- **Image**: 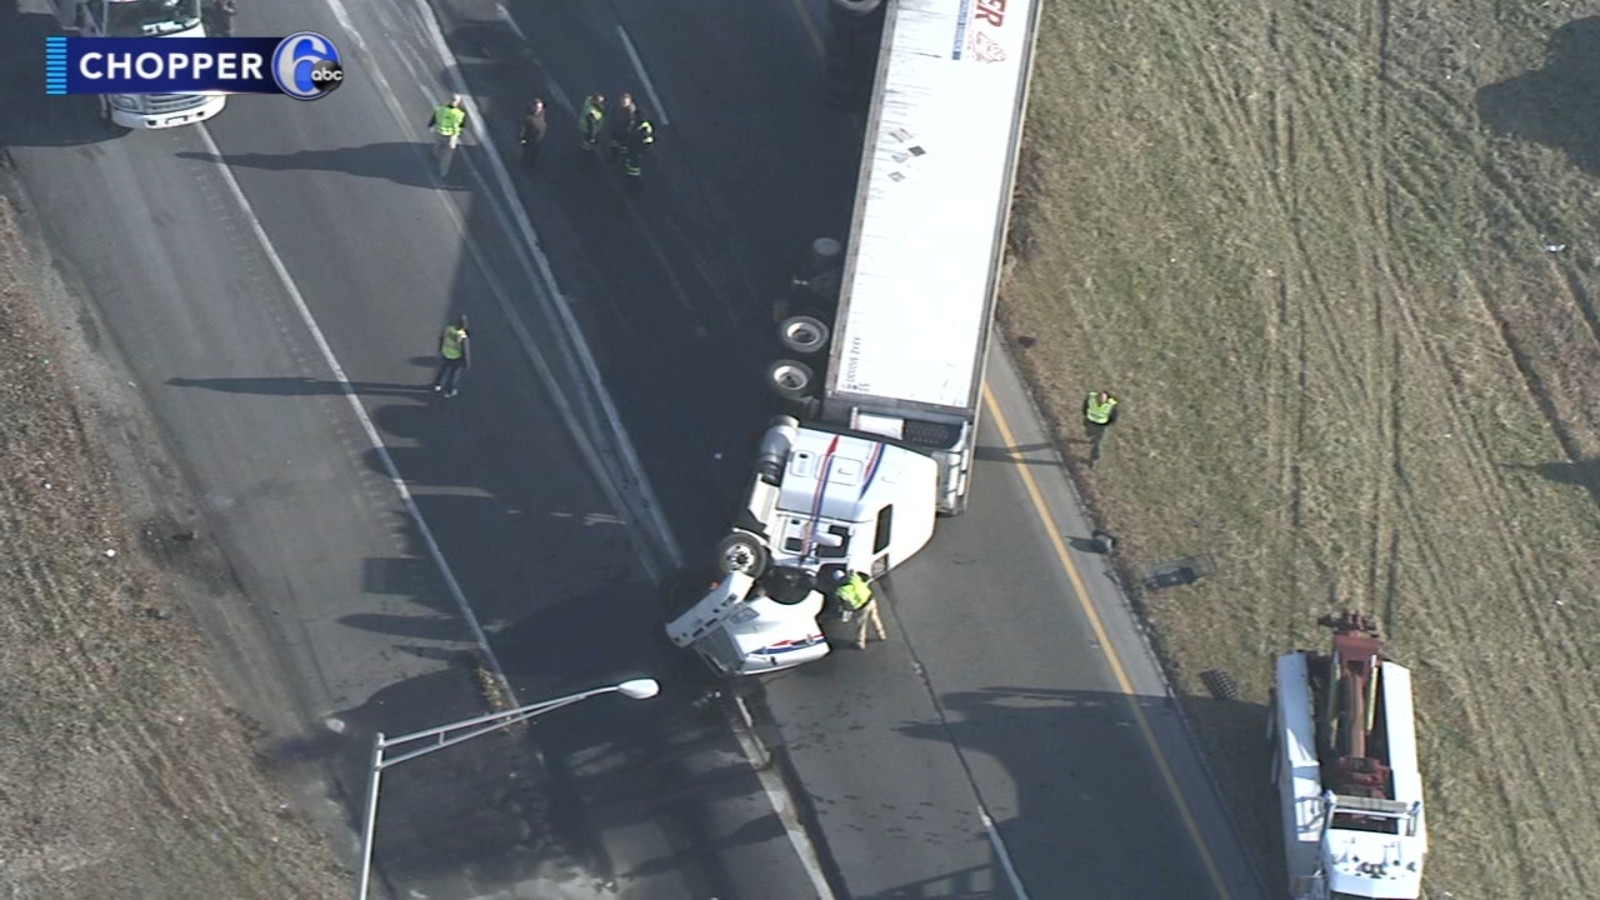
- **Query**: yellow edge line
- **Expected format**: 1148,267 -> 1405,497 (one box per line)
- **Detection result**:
982,383 -> 1234,900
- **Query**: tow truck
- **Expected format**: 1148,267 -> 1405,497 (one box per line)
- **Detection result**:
51,0 -> 228,130
1271,612 -> 1428,899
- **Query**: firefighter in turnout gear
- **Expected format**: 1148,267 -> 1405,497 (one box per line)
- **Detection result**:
622,113 -> 655,187
579,92 -> 606,152
1083,390 -> 1119,466
608,92 -> 638,156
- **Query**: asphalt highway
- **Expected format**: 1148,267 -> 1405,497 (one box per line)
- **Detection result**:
1,0 -> 1274,896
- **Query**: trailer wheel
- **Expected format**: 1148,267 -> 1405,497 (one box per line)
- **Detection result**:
766,359 -> 816,401
715,532 -> 769,578
778,316 -> 830,355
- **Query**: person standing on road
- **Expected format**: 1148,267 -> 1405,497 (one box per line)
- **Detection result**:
579,92 -> 606,153
621,111 -> 655,188
427,95 -> 468,169
822,567 -> 885,649
1083,390 -> 1119,466
430,316 -> 471,398
203,0 -> 237,37
519,99 -> 547,171
608,92 -> 637,157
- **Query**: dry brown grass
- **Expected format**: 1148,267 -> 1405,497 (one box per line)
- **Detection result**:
0,196 -> 349,899
1001,1 -> 1600,896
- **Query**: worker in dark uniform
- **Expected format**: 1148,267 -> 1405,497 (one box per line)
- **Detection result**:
203,0 -> 237,36
608,92 -> 637,157
1083,390 -> 1119,466
519,99 -> 547,171
621,111 -> 654,188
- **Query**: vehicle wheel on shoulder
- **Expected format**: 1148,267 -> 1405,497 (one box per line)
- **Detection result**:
778,315 -> 829,355
766,359 -> 815,401
715,532 -> 769,578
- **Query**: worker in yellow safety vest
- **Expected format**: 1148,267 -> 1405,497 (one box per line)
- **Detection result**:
1083,390 -> 1119,466
428,95 -> 468,152
833,571 -> 885,650
429,315 -> 471,398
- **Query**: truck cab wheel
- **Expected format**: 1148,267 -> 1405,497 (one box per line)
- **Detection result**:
715,532 -> 770,579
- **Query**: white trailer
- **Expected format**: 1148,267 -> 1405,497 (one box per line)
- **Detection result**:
1271,614 -> 1427,900
669,0 -> 1046,676
820,0 -> 1044,515
51,0 -> 228,130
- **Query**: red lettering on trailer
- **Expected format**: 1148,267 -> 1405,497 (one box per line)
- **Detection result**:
975,0 -> 1005,27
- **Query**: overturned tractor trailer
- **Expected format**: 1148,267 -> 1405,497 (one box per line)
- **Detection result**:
665,0 -> 1044,676
1271,613 -> 1428,900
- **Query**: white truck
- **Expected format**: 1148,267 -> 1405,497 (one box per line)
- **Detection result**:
1271,613 -> 1428,900
665,0 -> 1044,676
51,0 -> 228,130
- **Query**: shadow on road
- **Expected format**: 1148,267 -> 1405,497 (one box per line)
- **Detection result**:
167,375 -> 429,396
1476,16 -> 1600,174
176,144 -> 477,191
0,6 -> 125,148
891,686 -> 1275,898
973,441 -> 1064,468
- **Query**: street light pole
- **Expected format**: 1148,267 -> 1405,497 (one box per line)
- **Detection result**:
353,678 -> 661,900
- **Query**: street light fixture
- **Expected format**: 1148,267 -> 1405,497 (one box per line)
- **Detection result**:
354,677 -> 661,900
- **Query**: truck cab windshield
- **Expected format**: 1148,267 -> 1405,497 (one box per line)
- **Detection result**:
106,0 -> 201,36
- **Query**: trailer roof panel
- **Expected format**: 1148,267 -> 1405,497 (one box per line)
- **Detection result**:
826,0 -> 1040,412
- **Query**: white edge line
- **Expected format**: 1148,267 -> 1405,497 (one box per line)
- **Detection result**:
615,24 -> 671,127
194,122 -> 519,709
324,0 -> 673,582
407,0 -> 685,572
977,806 -> 1032,900
730,695 -> 837,900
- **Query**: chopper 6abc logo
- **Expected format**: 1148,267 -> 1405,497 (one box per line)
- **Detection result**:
272,32 -> 344,100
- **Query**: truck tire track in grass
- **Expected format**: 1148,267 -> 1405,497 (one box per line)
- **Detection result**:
1000,0 -> 1600,895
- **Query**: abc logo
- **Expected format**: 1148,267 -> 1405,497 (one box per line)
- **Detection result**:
272,32 -> 345,101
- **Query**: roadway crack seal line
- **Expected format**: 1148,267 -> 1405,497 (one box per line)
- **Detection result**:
194,124 -> 521,712
322,0 -> 680,582
882,582 -> 1033,900
980,381 -> 1238,900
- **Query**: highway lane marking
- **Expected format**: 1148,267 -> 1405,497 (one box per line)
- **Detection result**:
325,0 -> 683,580
977,807 -> 1032,900
193,123 -> 519,707
616,24 -> 672,127
729,693 -> 838,900
981,383 -> 1234,900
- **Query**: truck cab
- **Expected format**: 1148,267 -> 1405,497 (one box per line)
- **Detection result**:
664,415 -> 938,676
717,416 -> 938,582
53,0 -> 229,129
